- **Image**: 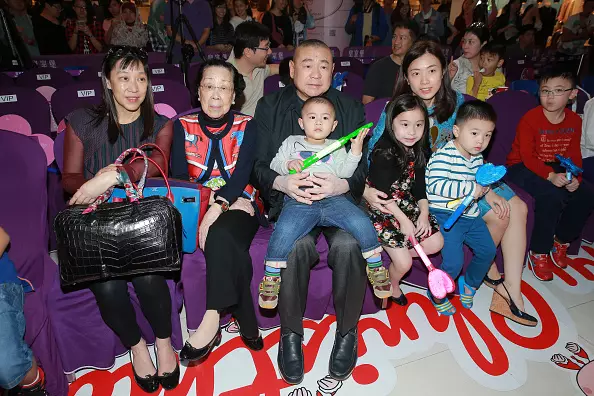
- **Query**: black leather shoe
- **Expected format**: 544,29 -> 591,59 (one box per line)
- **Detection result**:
277,328 -> 304,385
390,293 -> 408,306
154,345 -> 180,390
179,328 -> 222,361
129,351 -> 159,394
240,332 -> 264,351
329,327 -> 358,381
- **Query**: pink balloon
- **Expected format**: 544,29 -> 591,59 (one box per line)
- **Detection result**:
154,103 -> 177,119
31,134 -> 55,166
36,86 -> 56,102
0,114 -> 32,135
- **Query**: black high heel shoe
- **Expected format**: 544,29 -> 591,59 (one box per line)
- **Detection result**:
180,328 -> 222,361
389,287 -> 408,306
129,351 -> 159,394
483,274 -> 504,290
154,345 -> 180,390
489,283 -> 538,327
240,332 -> 264,351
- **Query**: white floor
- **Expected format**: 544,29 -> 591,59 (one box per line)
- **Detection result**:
68,244 -> 594,396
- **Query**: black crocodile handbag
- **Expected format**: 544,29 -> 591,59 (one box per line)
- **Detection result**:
54,147 -> 183,287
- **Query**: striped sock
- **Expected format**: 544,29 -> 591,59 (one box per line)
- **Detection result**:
264,265 -> 281,278
366,256 -> 383,269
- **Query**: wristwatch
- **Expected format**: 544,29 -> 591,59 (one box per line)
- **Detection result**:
214,199 -> 229,212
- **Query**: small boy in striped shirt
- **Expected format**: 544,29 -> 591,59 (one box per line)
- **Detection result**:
425,101 -> 497,315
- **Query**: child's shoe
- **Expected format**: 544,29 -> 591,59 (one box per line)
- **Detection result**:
258,276 -> 281,309
366,266 -> 393,299
528,251 -> 554,281
550,239 -> 571,269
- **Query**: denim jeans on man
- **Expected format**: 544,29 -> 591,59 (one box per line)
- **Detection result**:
265,195 -> 381,266
0,282 -> 33,389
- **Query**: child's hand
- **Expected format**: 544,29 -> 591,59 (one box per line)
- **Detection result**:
548,172 -> 569,187
415,213 -> 432,238
473,70 -> 483,86
485,191 -> 510,219
350,128 -> 369,156
287,159 -> 304,173
566,177 -> 579,192
473,183 -> 490,199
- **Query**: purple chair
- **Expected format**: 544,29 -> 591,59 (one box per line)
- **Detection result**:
462,93 -> 476,101
504,57 -> 535,82
203,48 -> 231,61
264,74 -> 285,95
15,68 -> 74,91
364,98 -> 388,125
342,73 -> 364,101
0,86 -> 50,136
333,57 -> 365,77
151,78 -> 192,117
486,90 -> 539,267
149,63 -> 184,84
76,65 -> 103,82
51,81 -> 103,125
342,46 -> 392,64
269,48 -> 294,64
188,62 -> 202,107
329,47 -> 341,57
0,73 -> 15,86
0,131 -> 68,396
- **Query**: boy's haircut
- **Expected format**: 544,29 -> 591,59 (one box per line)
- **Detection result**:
301,96 -> 335,117
539,68 -> 576,88
392,20 -> 419,40
480,42 -> 505,60
297,39 -> 329,51
455,100 -> 497,126
233,21 -> 271,59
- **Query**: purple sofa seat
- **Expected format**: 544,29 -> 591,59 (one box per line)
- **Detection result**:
46,274 -> 183,374
0,131 -> 68,396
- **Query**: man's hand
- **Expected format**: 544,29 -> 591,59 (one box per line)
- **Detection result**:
566,177 -> 580,192
273,173 -> 315,204
350,127 -> 369,156
306,173 -> 349,201
548,172 -> 570,187
363,185 -> 394,214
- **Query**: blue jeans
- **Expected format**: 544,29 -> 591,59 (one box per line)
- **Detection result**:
431,209 -> 496,289
266,196 -> 382,267
0,283 -> 32,390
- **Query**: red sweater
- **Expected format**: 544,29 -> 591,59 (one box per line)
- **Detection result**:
506,106 -> 583,180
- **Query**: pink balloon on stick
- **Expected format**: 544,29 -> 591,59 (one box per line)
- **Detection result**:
410,236 -> 455,299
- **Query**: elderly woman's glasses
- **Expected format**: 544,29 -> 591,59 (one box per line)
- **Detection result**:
200,84 -> 233,95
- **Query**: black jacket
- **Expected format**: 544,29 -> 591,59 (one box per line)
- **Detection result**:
251,84 -> 367,221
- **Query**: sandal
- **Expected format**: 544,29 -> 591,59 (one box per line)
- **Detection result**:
258,276 -> 281,309
483,274 -> 504,290
489,283 -> 538,327
458,275 -> 476,309
366,266 -> 393,299
427,290 -> 456,316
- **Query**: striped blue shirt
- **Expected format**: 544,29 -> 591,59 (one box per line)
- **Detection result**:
426,141 -> 483,217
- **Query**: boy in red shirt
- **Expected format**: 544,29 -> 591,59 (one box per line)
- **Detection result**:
506,70 -> 594,281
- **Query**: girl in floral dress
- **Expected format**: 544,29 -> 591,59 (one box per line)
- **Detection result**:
367,94 -> 444,306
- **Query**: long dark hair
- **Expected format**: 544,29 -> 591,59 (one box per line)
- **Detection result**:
213,0 -> 231,25
393,40 -> 457,124
288,0 -> 306,24
371,94 -> 429,169
93,46 -> 154,144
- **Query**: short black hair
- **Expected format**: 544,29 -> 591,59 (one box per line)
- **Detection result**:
455,100 -> 497,126
480,42 -> 505,60
392,20 -> 419,40
301,96 -> 335,118
233,21 -> 271,59
539,69 -> 576,88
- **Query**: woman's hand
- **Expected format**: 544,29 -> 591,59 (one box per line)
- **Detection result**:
81,25 -> 92,36
448,57 -> 458,79
230,197 -> 255,216
199,205 -> 222,250
485,191 -> 510,219
363,185 -> 394,214
69,171 -> 117,206
415,213 -> 432,238
95,164 -> 118,177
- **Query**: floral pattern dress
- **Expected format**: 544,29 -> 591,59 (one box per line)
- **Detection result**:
367,158 -> 440,250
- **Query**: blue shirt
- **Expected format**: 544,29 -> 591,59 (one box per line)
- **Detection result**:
0,253 -> 33,292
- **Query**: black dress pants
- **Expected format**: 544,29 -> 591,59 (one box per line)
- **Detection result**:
278,227 -> 367,337
89,274 -> 172,348
204,210 -> 260,338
